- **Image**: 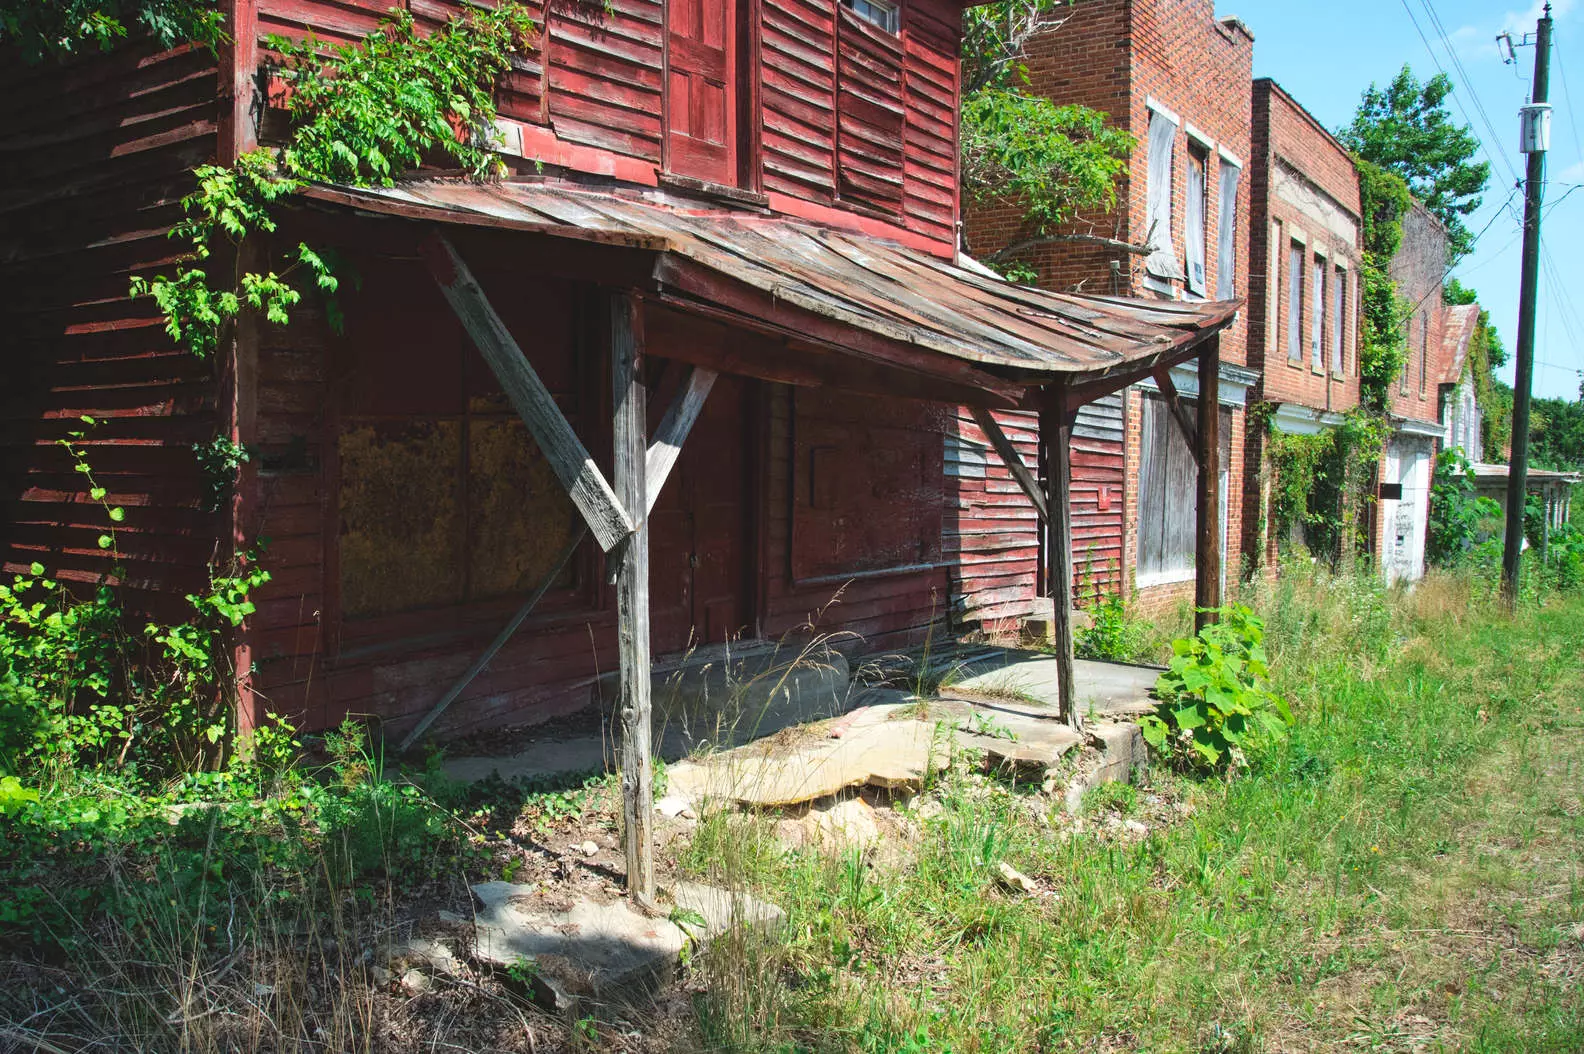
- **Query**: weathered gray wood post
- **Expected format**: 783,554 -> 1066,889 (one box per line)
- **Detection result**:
1195,335 -> 1223,632
1041,382 -> 1080,731
610,291 -> 656,906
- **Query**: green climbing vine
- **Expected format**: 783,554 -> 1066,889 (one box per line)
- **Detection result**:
1267,409 -> 1389,563
130,3 -> 535,361
1355,157 -> 1412,411
0,5 -> 538,781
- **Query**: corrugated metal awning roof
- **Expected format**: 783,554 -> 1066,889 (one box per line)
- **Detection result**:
303,178 -> 1240,388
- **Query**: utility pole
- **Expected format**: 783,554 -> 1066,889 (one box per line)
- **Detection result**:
1502,3 -> 1553,608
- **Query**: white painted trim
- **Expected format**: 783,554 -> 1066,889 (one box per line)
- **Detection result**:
1270,403 -> 1346,436
1394,416 -> 1445,438
1145,97 -> 1181,126
1287,226 -> 1308,246
1218,144 -> 1243,169
1137,567 -> 1197,590
1184,122 -> 1216,150
1135,361 -> 1256,408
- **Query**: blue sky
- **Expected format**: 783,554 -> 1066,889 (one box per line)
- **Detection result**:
1227,0 -> 1584,400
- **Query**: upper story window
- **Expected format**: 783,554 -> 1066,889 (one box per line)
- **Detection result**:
1144,103 -> 1182,284
1184,141 -> 1209,297
1419,314 -> 1430,396
1216,157 -> 1240,299
1311,254 -> 1326,371
1287,241 -> 1304,362
1331,264 -> 1347,375
844,0 -> 899,33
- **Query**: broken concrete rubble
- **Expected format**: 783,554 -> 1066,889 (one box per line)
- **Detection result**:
468,879 -> 782,1013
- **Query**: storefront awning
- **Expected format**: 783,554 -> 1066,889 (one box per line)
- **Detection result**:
303,178 -> 1240,402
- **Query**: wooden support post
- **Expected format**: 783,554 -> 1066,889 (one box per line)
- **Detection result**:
611,291 -> 656,906
1040,383 -> 1080,731
1195,336 -> 1222,632
970,405 -> 1049,523
422,231 -> 635,552
1152,364 -> 1200,461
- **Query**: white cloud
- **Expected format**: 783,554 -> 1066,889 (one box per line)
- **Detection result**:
1450,0 -> 1575,64
1558,159 -> 1584,182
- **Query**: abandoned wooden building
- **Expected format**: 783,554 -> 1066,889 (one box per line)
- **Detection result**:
0,0 -> 1239,808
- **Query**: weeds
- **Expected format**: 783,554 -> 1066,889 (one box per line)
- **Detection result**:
682,567 -> 1584,1050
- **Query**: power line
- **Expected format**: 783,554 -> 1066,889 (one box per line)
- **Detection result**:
1415,0 -> 1523,188
1553,29 -> 1582,166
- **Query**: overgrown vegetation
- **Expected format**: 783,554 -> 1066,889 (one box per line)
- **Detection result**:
0,0 -> 224,62
1426,448 -> 1502,568
681,566 -> 1584,1050
1266,409 -> 1389,563
959,0 -> 1135,277
1139,604 -> 1292,773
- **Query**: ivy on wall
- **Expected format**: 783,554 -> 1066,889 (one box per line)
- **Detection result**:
1355,157 -> 1413,412
1267,409 -> 1389,564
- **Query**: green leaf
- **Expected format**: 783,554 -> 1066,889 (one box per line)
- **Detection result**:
97,535 -> 113,550
90,487 -> 107,501
108,507 -> 125,523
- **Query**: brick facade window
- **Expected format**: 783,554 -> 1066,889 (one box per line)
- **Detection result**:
1145,105 -> 1182,282
1331,264 -> 1347,374
1287,241 -> 1304,361
1419,313 -> 1430,396
1312,254 -> 1326,371
1185,141 -> 1209,296
1216,160 -> 1240,300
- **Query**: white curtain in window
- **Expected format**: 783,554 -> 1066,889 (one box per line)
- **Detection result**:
1185,150 -> 1207,295
1145,110 -> 1182,280
1216,163 -> 1239,299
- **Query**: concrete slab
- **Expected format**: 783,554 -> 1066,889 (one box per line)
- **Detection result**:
470,879 -> 781,1011
443,640 -> 855,785
949,654 -> 1160,716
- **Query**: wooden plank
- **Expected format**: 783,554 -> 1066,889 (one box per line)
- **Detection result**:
1152,364 -> 1200,461
419,230 -> 635,552
969,406 -> 1048,524
1195,336 -> 1222,630
645,366 -> 717,512
1041,383 -> 1080,731
611,290 -> 656,907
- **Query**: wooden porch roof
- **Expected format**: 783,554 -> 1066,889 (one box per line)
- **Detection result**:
303,178 -> 1240,395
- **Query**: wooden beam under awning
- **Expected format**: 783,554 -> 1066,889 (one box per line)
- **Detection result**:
1195,335 -> 1223,631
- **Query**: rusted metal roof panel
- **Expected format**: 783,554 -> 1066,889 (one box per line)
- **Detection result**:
303,179 -> 1240,383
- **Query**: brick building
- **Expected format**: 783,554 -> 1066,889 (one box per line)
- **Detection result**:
1378,201 -> 1453,583
962,0 -> 1255,612
1243,78 -> 1365,567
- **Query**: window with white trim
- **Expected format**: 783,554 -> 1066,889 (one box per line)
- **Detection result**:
1312,255 -> 1326,370
843,0 -> 898,33
1287,242 -> 1304,362
1331,264 -> 1346,374
1144,107 -> 1181,282
1184,142 -> 1209,296
1215,160 -> 1240,299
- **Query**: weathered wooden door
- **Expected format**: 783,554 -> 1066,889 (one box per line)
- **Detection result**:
665,0 -> 736,184
648,375 -> 751,653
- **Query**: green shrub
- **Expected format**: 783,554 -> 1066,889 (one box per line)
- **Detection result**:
1140,605 -> 1293,773
1075,590 -> 1147,662
1427,449 -> 1503,568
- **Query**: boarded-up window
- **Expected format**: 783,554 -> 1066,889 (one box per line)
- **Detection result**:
1331,265 -> 1347,374
1216,160 -> 1240,299
1144,107 -> 1181,281
1185,142 -> 1208,296
792,388 -> 943,581
1286,242 -> 1304,361
1419,313 -> 1430,395
836,4 -> 905,212
1312,257 -> 1326,370
336,267 -> 581,620
1135,393 -> 1231,586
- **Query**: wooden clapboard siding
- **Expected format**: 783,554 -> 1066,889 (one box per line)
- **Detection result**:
545,0 -> 663,159
760,0 -> 839,200
835,5 -> 905,212
945,393 -> 1126,628
899,0 -> 958,243
1070,392 -> 1125,597
0,40 -> 223,616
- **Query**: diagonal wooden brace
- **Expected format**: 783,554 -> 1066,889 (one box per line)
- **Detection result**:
421,230 -> 635,552
970,405 -> 1049,523
1152,364 -> 1200,465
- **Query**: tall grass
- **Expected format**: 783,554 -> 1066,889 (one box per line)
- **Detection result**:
680,567 -> 1584,1051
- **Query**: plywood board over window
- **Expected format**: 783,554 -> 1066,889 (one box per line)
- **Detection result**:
792,388 -> 944,582
1136,393 -> 1231,587
333,262 -> 582,626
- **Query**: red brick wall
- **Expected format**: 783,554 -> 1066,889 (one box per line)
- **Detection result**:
1388,201 -> 1450,426
1249,79 -> 1364,413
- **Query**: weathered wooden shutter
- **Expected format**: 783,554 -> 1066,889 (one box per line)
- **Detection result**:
836,4 -> 905,212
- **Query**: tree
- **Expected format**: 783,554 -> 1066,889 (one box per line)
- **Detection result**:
1531,381 -> 1584,472
1355,158 -> 1413,409
1339,66 -> 1490,262
959,0 -> 1135,270
0,0 -> 223,62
